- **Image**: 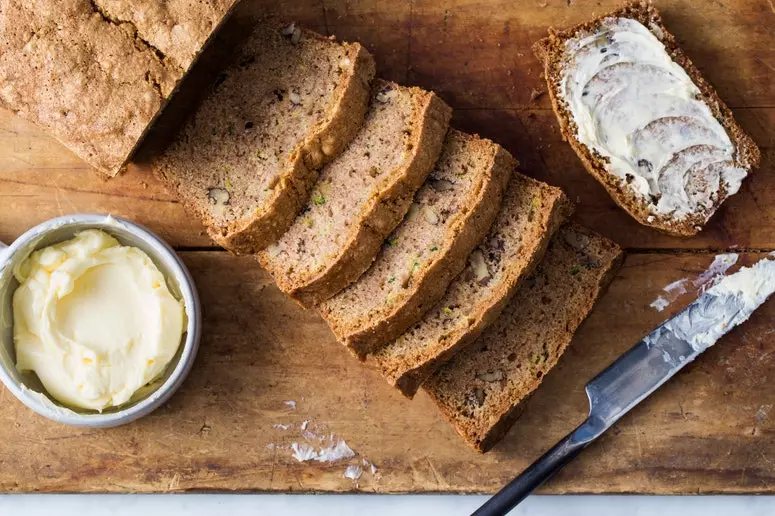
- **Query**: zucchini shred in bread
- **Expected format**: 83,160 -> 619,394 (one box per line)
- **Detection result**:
153,23 -> 375,254
533,1 -> 760,237
318,130 -> 515,359
0,0 -> 238,175
258,80 -> 452,307
424,224 -> 623,452
374,173 -> 574,398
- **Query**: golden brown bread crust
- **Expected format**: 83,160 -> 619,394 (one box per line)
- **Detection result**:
376,175 -> 574,398
533,1 -> 761,237
261,88 -> 452,307
297,41 -> 376,173
87,0 -> 239,71
0,0 -> 237,176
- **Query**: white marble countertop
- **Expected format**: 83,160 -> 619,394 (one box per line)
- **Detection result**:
1,495 -> 774,515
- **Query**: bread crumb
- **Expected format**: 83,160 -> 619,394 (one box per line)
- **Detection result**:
343,464 -> 362,481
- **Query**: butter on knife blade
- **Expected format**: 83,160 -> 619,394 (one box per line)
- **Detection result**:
656,252 -> 775,353
473,253 -> 775,516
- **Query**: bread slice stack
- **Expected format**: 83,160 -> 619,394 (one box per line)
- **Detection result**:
153,20 -> 625,452
374,173 -> 574,397
424,224 -> 623,452
318,130 -> 514,358
259,80 -> 452,307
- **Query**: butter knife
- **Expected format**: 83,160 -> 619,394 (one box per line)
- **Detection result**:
473,254 -> 775,516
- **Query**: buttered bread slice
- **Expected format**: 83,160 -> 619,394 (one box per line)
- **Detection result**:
259,81 -> 451,307
424,224 -> 623,452
534,1 -> 760,237
318,130 -> 514,359
154,24 -> 375,254
374,173 -> 573,398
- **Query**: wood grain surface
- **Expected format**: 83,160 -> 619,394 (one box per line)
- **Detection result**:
0,0 -> 774,494
0,253 -> 773,494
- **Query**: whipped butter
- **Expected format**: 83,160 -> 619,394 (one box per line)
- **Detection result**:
657,254 -> 775,353
560,17 -> 747,219
12,229 -> 186,411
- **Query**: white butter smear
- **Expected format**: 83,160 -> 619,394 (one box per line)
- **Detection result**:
270,416 -> 380,482
660,254 -> 775,352
344,465 -> 363,481
649,297 -> 670,312
290,442 -> 320,462
664,278 -> 689,296
693,253 -> 739,289
560,17 -> 747,220
650,253 -> 739,312
290,437 -> 356,463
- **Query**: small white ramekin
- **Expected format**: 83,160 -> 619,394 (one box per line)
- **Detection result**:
0,214 -> 201,427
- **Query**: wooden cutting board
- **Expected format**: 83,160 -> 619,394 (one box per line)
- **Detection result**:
0,0 -> 773,494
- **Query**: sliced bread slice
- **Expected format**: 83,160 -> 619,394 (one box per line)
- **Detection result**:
258,80 -> 452,307
533,1 -> 760,237
374,173 -> 574,398
153,23 -> 375,254
423,224 -> 623,452
318,130 -> 515,359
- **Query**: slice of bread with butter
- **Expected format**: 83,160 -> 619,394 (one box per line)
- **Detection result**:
534,1 -> 760,237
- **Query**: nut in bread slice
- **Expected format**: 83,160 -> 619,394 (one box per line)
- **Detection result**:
318,130 -> 514,359
423,224 -> 623,452
153,23 -> 375,254
374,173 -> 573,398
533,1 -> 760,237
259,80 -> 451,307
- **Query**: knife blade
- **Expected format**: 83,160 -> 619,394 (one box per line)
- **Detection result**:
473,253 -> 775,516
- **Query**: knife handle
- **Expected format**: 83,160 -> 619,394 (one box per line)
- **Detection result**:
471,418 -> 599,516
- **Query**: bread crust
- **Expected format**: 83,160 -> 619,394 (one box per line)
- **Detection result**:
533,1 -> 761,237
260,86 -> 452,307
